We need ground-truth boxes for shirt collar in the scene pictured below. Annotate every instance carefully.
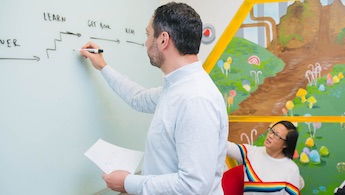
[163,61,203,89]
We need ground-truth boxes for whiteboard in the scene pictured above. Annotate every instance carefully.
[0,0,161,194]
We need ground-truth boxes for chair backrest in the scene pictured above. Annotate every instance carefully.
[222,164,245,195]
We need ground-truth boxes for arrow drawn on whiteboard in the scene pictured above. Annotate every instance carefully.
[0,56,40,62]
[126,41,144,47]
[90,37,120,43]
[46,31,81,59]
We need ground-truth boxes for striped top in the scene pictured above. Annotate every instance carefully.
[237,144,300,195]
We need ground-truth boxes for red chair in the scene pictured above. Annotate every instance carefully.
[222,164,245,195]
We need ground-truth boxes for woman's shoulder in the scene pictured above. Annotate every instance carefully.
[240,144,265,154]
[242,144,263,150]
[280,157,300,173]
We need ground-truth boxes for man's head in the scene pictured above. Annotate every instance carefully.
[152,2,202,55]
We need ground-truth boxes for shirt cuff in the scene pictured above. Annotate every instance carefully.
[124,174,147,194]
[101,65,111,78]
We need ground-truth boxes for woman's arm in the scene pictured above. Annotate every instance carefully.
[227,142,243,164]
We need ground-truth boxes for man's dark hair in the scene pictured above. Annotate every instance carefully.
[153,2,202,55]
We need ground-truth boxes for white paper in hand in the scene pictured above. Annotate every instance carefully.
[84,139,144,174]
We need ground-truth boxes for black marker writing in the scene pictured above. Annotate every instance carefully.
[0,56,40,62]
[46,31,81,58]
[43,12,66,22]
[90,37,120,43]
[0,38,20,47]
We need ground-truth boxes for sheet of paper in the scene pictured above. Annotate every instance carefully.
[84,139,144,174]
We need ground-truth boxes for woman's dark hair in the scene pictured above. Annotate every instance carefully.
[152,2,202,55]
[272,120,298,159]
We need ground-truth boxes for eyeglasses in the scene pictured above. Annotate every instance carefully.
[267,127,286,141]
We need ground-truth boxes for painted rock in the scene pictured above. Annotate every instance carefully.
[319,146,330,156]
[309,150,321,164]
[318,84,325,92]
[300,152,310,164]
[293,150,299,159]
[303,147,310,156]
[305,137,314,147]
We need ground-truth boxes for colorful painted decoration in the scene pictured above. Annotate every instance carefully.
[201,23,216,45]
[319,146,330,156]
[303,147,310,156]
[318,84,325,92]
[305,137,314,147]
[247,55,260,66]
[300,152,310,164]
[309,150,321,164]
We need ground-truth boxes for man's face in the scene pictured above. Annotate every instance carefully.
[145,18,164,68]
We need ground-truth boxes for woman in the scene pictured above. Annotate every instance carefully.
[223,121,300,195]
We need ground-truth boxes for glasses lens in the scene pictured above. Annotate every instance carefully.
[268,128,282,140]
[273,133,280,140]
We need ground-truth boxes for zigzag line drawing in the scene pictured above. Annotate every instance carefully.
[46,31,81,58]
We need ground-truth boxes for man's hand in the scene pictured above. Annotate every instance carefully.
[102,170,130,192]
[80,42,107,71]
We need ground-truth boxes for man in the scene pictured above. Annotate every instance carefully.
[80,2,228,194]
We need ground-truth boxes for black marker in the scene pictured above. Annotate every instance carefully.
[73,49,104,54]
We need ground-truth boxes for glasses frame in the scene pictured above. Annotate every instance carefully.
[267,127,286,141]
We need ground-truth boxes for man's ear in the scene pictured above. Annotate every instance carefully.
[160,31,170,47]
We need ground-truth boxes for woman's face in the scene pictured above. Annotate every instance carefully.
[264,123,288,152]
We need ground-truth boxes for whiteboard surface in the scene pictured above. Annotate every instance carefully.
[0,0,161,194]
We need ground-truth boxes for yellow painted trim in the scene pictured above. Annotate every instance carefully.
[203,0,298,73]
[229,115,345,123]
[225,156,238,169]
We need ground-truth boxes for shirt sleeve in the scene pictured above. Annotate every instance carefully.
[288,164,301,190]
[124,97,226,194]
[227,142,243,164]
[101,65,162,113]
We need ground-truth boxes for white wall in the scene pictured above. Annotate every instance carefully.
[159,0,244,62]
[0,0,161,194]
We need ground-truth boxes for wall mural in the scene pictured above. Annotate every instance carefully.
[204,0,345,194]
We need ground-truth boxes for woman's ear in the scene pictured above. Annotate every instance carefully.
[283,142,288,149]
